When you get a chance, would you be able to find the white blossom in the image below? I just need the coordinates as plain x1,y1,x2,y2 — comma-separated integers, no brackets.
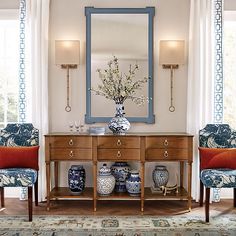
90,56,149,105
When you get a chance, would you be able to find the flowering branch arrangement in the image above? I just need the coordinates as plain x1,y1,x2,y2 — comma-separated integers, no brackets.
90,56,149,105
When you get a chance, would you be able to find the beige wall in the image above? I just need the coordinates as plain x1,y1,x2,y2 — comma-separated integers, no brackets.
225,0,236,10
49,0,190,133
49,0,190,187
0,0,19,9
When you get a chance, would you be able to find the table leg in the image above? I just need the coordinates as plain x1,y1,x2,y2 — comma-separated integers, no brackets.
188,162,192,211
46,162,50,211
140,162,145,212
93,162,97,212
54,161,59,188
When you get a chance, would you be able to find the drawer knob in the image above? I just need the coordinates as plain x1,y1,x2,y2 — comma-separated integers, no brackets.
117,139,122,146
163,150,168,158
69,139,73,146
69,150,74,158
117,151,122,158
164,139,168,146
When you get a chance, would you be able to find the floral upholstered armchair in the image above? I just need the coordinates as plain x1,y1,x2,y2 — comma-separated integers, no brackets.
0,123,39,221
199,124,236,222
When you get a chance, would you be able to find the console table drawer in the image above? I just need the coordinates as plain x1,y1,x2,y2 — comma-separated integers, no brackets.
146,137,189,149
50,148,92,160
98,149,140,160
97,137,140,148
49,136,92,148
146,148,188,161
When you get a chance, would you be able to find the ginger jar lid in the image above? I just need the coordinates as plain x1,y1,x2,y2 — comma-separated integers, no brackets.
99,164,111,176
70,165,84,170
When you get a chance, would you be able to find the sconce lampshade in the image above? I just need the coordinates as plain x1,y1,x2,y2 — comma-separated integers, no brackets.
159,40,185,65
55,40,80,65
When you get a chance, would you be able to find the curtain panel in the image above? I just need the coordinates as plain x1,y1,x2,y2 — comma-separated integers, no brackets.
26,0,50,201
187,0,215,201
187,0,224,201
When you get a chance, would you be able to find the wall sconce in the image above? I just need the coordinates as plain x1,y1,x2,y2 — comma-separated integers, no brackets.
55,40,80,112
159,40,185,112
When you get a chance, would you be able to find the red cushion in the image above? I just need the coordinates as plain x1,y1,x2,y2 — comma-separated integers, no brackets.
0,146,39,170
199,147,236,170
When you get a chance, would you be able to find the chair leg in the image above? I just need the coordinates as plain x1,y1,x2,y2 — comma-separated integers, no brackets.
28,186,33,222
200,180,204,206
234,188,236,207
205,187,210,222
0,187,4,208
34,177,38,206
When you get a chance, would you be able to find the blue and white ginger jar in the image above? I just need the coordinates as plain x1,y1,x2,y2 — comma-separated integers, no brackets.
126,170,141,196
152,165,169,190
108,103,130,135
68,165,86,194
97,164,115,196
111,162,130,192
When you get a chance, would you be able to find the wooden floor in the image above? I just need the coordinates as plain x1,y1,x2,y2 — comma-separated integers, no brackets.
1,198,236,217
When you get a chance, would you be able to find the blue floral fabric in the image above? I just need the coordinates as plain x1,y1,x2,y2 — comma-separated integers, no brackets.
200,169,236,188
0,123,39,187
199,124,236,148
199,124,236,189
0,168,37,187
0,123,39,147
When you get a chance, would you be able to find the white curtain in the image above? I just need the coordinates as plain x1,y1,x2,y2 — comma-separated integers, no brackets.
26,0,50,201
187,0,215,201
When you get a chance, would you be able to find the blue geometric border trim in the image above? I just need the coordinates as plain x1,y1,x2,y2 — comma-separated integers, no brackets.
214,0,224,124
19,0,26,123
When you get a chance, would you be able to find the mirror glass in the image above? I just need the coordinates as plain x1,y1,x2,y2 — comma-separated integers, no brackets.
85,7,155,123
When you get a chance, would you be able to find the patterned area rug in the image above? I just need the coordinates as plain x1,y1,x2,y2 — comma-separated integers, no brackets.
0,215,236,236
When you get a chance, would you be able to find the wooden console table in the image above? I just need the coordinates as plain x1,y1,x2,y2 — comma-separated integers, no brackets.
45,133,193,212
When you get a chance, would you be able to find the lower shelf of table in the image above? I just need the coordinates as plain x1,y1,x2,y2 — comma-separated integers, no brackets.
144,187,189,200
50,187,93,200
49,186,189,201
97,191,140,200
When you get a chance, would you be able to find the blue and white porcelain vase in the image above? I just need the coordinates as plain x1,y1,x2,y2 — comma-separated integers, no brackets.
97,164,115,196
108,103,130,135
111,162,131,192
126,170,141,196
68,165,86,194
152,165,169,190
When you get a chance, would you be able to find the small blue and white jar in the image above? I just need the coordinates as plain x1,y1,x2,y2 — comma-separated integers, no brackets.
152,165,169,190
126,170,141,196
97,164,115,196
68,165,86,194
111,162,131,192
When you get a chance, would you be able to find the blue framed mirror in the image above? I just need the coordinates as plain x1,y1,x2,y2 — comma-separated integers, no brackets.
85,7,155,124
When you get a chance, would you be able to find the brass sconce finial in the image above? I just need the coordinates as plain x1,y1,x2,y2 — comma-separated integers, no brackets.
55,40,80,112
159,40,185,112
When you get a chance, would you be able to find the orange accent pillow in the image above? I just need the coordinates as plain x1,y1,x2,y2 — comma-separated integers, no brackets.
199,147,236,170
0,146,39,170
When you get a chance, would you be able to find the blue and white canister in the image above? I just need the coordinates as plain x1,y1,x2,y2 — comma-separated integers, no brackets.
97,164,115,196
68,165,86,194
126,170,141,196
152,165,169,190
111,162,131,193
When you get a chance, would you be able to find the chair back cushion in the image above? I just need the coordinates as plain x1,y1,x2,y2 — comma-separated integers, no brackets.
199,124,236,148
199,147,236,170
0,123,39,147
0,146,39,170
